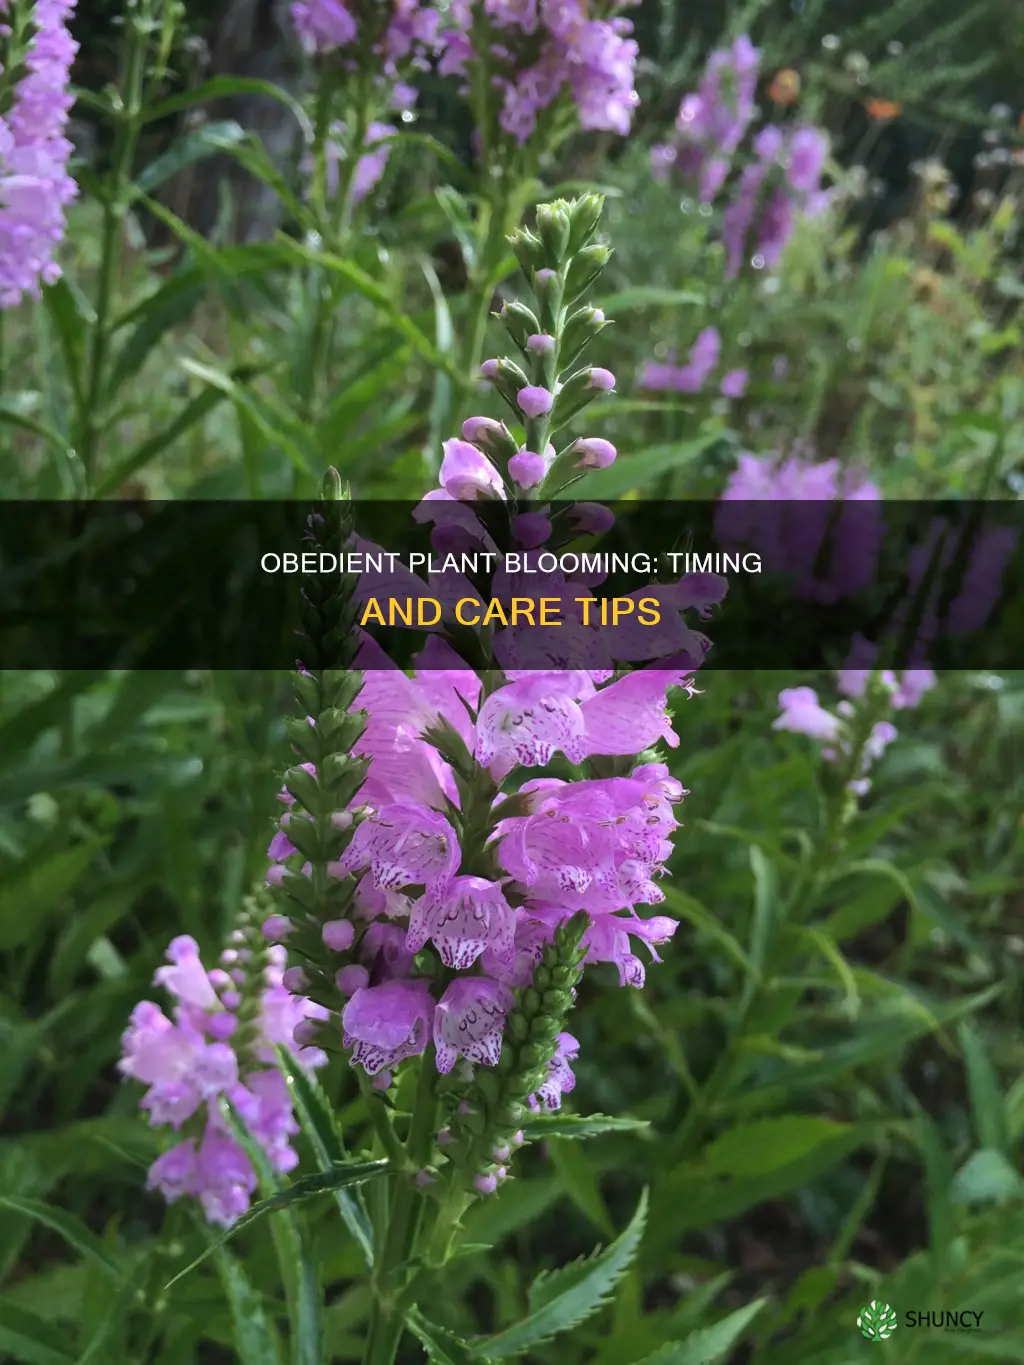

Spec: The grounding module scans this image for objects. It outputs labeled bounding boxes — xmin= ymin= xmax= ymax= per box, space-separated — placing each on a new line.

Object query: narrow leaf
xmin=521 ymin=1114 xmax=650 ymax=1141
xmin=273 ymin=1045 xmax=373 ymax=1265
xmin=473 ymin=1189 xmax=648 ymax=1358
xmin=163 ymin=1158 xmax=388 ymax=1289
xmin=0 ymin=1197 xmax=121 ymax=1282
xmin=213 ymin=1245 xmax=285 ymax=1365
xmin=0 ymin=1302 xmax=74 ymax=1365
xmin=407 ymin=1310 xmax=482 ymax=1365
xmin=629 ymin=1300 xmax=766 ymax=1364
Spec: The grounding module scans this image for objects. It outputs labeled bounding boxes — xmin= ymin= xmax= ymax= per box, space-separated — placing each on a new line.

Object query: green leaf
xmin=521 ymin=1114 xmax=651 ymax=1141
xmin=74 ymin=1255 xmax=153 ymax=1365
xmin=273 ymin=1045 xmax=373 ymax=1265
xmin=696 ymin=1117 xmax=852 ymax=1178
xmin=0 ymin=839 xmax=107 ymax=950
xmin=598 ymin=287 xmax=704 ymax=311
xmin=0 ymin=1302 xmax=74 ymax=1365
xmin=550 ymin=1138 xmax=613 ymax=1237
xmin=959 ymin=1022 xmax=1009 ymax=1154
xmin=42 ymin=277 xmax=94 ymax=416
xmin=0 ymin=396 xmax=69 ymax=452
xmin=950 ymin=1149 xmax=1024 ymax=1206
xmin=407 ymin=1310 xmax=482 ymax=1365
xmin=135 ymin=120 xmax=248 ymax=194
xmin=163 ymin=1158 xmax=389 ymax=1289
xmin=628 ymin=1300 xmax=767 ymax=1364
xmin=178 ymin=359 xmax=317 ymax=475
xmin=0 ymin=1197 xmax=121 ymax=1282
xmin=213 ymin=1245 xmax=285 ymax=1365
xmin=269 ymin=234 xmax=457 ymax=378
xmin=92 ymin=384 xmax=239 ymax=497
xmin=473 ymin=1189 xmax=648 ymax=1358
xmin=145 ymin=75 xmax=310 ymax=130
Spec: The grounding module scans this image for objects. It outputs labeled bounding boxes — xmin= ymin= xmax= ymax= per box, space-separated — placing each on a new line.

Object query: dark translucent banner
xmin=0 ymin=500 xmax=1021 ymax=671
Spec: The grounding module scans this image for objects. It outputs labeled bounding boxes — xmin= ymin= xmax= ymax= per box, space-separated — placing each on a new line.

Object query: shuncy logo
xmin=857 ymin=1301 xmax=898 ymax=1340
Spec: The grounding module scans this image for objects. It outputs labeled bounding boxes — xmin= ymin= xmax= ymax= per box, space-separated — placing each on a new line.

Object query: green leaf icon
xmin=857 ymin=1301 xmax=899 ymax=1340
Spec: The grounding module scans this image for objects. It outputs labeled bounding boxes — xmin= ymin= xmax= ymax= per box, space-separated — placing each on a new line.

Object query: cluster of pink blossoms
xmin=290 ymin=0 xmax=442 ymax=71
xmin=639 ymin=324 xmax=748 ymax=398
xmin=439 ymin=0 xmax=640 ymax=144
xmin=119 ymin=932 xmax=328 ymax=1224
xmin=776 ymin=665 xmax=934 ymax=796
xmin=651 ymin=35 xmax=830 ymax=277
xmin=268 ymin=633 xmax=691 ymax=1093
xmin=0 ymin=0 xmax=79 ymax=308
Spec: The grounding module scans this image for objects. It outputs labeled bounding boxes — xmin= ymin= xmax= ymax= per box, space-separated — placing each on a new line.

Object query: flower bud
xmin=536 ymin=201 xmax=572 ymax=264
xmin=499 ymin=300 xmax=541 ymax=350
xmin=262 ymin=915 xmax=293 ymax=942
xmin=322 ymin=919 xmax=355 ymax=951
xmin=462 ymin=416 xmax=520 ymax=462
xmin=567 ymin=194 xmax=605 ymax=252
xmin=564 ymin=244 xmax=612 ymax=302
xmin=508 ymin=226 xmax=545 ymax=275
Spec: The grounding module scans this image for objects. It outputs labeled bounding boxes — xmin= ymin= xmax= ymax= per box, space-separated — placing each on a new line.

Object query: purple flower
xmin=339 ymin=803 xmax=460 ymax=892
xmin=773 ymin=687 xmax=841 ymax=742
xmin=407 ymin=875 xmax=516 ymax=970
xmin=439 ymin=438 xmax=506 ymax=500
xmin=529 ymin=1032 xmax=578 ymax=1109
xmin=290 ymin=0 xmax=358 ymax=54
xmin=433 ymin=976 xmax=514 ymax=1072
xmin=476 ymin=675 xmax=587 ymax=776
xmin=720 ymin=368 xmax=748 ymax=398
xmin=341 ymin=979 xmax=435 ymax=1075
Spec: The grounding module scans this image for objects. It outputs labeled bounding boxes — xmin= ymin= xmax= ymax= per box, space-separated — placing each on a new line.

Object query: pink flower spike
xmin=518 ymin=385 xmax=554 ymax=418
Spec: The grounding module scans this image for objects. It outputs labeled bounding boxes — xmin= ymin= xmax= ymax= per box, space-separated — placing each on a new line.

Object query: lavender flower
xmin=774 ymin=668 xmax=928 ymax=798
xmin=440 ymin=0 xmax=639 ymax=145
xmin=119 ymin=922 xmax=328 ymax=1224
xmin=0 ymin=0 xmax=79 ymax=307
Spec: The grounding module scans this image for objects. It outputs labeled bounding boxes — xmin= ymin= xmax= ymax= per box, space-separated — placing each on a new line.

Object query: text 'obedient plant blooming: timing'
xmin=0 ymin=0 xmax=79 ymax=307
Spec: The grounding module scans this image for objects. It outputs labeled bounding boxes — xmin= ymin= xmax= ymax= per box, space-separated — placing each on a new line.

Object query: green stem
xmin=295 ymin=92 xmax=369 ymax=432
xmin=361 ymin=1047 xmax=438 ymax=1365
xmin=78 ymin=0 xmax=149 ymax=494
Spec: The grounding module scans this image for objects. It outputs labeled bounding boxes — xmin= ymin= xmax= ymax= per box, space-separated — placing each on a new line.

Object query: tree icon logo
xmin=858 ymin=1301 xmax=898 ymax=1340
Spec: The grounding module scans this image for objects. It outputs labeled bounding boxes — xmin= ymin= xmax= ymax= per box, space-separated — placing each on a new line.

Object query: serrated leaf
xmin=629 ymin=1300 xmax=767 ymax=1364
xmin=213 ymin=1245 xmax=284 ymax=1365
xmin=521 ymin=1114 xmax=651 ymax=1141
xmin=473 ymin=1189 xmax=648 ymax=1358
xmin=407 ymin=1310 xmax=482 ymax=1365
xmin=163 ymin=1158 xmax=388 ymax=1289
xmin=273 ymin=1045 xmax=373 ymax=1265
xmin=0 ymin=1197 xmax=121 ymax=1282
